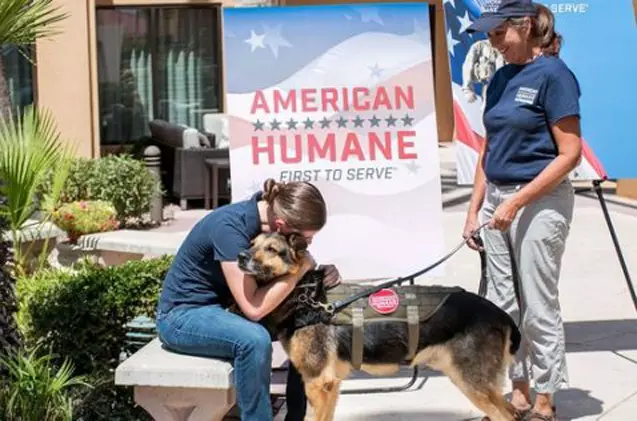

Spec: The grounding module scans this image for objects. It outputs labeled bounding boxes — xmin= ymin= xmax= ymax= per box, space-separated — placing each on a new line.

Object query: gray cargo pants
xmin=478 ymin=179 xmax=574 ymax=394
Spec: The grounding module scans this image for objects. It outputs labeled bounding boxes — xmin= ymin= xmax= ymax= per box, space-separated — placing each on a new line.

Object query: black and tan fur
xmin=235 ymin=232 xmax=523 ymax=421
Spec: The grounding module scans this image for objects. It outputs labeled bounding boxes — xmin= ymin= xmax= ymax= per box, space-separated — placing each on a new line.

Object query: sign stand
xmin=592 ymin=180 xmax=637 ymax=312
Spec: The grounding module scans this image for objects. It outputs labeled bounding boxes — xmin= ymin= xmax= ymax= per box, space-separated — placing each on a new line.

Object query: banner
xmin=443 ymin=0 xmax=637 ymax=184
xmin=222 ymin=3 xmax=446 ymax=281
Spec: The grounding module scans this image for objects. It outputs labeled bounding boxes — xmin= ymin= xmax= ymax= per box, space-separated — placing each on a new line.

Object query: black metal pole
xmin=592 ymin=180 xmax=637 ymax=312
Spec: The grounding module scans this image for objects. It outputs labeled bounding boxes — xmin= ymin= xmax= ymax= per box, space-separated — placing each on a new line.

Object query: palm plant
xmin=0 ymin=105 xmax=75 ymax=275
xmin=0 ymin=1 xmax=72 ymax=412
xmin=0 ymin=0 xmax=68 ymax=119
xmin=0 ymin=0 xmax=69 ymax=368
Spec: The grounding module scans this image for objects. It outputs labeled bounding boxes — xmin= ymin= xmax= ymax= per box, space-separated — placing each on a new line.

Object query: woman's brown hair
xmin=511 ymin=4 xmax=562 ymax=56
xmin=261 ymin=178 xmax=327 ymax=231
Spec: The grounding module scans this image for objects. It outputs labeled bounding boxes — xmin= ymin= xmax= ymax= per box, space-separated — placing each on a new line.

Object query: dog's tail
xmin=508 ymin=319 xmax=522 ymax=355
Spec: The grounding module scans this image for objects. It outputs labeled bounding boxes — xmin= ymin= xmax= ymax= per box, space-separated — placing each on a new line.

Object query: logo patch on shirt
xmin=514 ymin=87 xmax=538 ymax=104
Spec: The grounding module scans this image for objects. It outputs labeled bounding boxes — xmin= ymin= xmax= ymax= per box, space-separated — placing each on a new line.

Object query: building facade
xmin=4 ymin=0 xmax=636 ymax=197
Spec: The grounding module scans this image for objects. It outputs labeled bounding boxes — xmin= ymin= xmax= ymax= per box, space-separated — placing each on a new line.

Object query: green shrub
xmin=17 ymin=256 xmax=172 ymax=420
xmin=18 ymin=256 xmax=172 ymax=374
xmin=51 ymin=200 xmax=120 ymax=243
xmin=56 ymin=157 xmax=94 ymax=204
xmin=47 ymin=154 xmax=162 ymax=226
xmin=88 ymin=154 xmax=162 ymax=224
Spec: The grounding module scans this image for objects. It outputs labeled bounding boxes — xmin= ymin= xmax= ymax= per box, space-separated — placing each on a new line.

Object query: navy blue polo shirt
xmin=482 ymin=55 xmax=581 ymax=183
xmin=157 ymin=192 xmax=262 ymax=313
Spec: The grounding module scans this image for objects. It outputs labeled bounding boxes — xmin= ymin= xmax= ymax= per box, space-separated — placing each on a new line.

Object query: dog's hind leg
xmin=412 ymin=341 xmax=516 ymax=421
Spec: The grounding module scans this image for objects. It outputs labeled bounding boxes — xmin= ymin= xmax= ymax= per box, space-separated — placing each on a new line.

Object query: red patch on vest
xmin=368 ymin=289 xmax=400 ymax=314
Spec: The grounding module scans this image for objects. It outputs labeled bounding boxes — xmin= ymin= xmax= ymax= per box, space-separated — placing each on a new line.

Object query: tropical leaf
xmin=0 ymin=105 xmax=76 ymax=274
xmin=0 ymin=0 xmax=69 ymax=46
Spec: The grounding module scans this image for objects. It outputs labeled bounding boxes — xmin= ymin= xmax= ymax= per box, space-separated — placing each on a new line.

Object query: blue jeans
xmin=156 ymin=304 xmax=306 ymax=421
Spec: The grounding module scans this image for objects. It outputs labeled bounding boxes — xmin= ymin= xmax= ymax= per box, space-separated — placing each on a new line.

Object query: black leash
xmin=326 ymin=221 xmax=491 ymax=315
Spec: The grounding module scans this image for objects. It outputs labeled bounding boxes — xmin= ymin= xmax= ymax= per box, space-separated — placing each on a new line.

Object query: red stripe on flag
xmin=452 ymin=100 xmax=484 ymax=153
xmin=581 ymin=137 xmax=608 ymax=180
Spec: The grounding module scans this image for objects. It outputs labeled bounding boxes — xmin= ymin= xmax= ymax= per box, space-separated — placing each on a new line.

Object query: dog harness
xmin=323 ymin=283 xmax=465 ymax=370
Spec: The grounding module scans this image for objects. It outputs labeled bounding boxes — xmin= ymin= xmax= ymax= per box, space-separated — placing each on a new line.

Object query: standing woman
xmin=156 ymin=178 xmax=341 ymax=421
xmin=463 ymin=1 xmax=582 ymax=420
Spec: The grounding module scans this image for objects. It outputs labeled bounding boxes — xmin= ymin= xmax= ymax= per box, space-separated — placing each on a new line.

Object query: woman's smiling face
xmin=487 ymin=17 xmax=533 ymax=65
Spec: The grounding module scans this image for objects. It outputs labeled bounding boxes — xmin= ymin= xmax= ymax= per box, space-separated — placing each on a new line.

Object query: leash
xmin=322 ymin=221 xmax=492 ymax=316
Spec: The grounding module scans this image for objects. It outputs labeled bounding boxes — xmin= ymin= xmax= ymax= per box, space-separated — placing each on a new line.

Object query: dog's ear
xmin=287 ymin=233 xmax=308 ymax=253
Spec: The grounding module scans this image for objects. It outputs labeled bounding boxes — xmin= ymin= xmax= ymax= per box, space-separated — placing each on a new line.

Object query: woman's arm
xmin=463 ymin=139 xmax=488 ymax=250
xmin=467 ymin=139 xmax=488 ymax=218
xmin=506 ymin=116 xmax=582 ymax=210
xmin=221 ymin=256 xmax=314 ymax=322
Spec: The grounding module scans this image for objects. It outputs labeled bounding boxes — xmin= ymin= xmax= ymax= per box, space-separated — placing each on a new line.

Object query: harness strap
xmin=351 ymin=307 xmax=364 ymax=370
xmin=405 ymin=293 xmax=420 ymax=360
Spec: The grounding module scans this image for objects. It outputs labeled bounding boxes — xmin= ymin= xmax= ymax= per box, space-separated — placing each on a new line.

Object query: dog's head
xmin=237 ymin=232 xmax=309 ymax=285
xmin=237 ymin=232 xmax=328 ymax=331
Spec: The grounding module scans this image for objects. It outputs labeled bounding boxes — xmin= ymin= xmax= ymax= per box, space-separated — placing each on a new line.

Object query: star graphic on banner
xmin=303 ymin=117 xmax=314 ymax=129
xmin=286 ymin=118 xmax=297 ymax=130
xmin=369 ymin=63 xmax=383 ymax=79
xmin=319 ymin=117 xmax=331 ymax=128
xmin=369 ymin=115 xmax=381 ymax=127
xmin=352 ymin=115 xmax=365 ymax=128
xmin=270 ymin=119 xmax=281 ymax=130
xmin=336 ymin=116 xmax=348 ymax=128
xmin=354 ymin=7 xmax=384 ymax=25
xmin=253 ymin=119 xmax=264 ymax=131
xmin=404 ymin=160 xmax=421 ymax=175
xmin=262 ymin=24 xmax=292 ymax=58
xmin=402 ymin=114 xmax=414 ymax=126
xmin=444 ymin=0 xmax=457 ymax=9
xmin=458 ymin=10 xmax=473 ymax=33
xmin=244 ymin=30 xmax=265 ymax=52
xmin=447 ymin=27 xmax=460 ymax=56
xmin=385 ymin=115 xmax=397 ymax=127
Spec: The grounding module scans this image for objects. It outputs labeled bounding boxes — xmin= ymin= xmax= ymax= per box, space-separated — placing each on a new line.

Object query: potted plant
xmin=48 ymin=200 xmax=119 ymax=269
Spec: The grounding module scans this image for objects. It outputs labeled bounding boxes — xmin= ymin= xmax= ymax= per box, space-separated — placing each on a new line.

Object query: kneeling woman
xmin=156 ymin=179 xmax=341 ymax=421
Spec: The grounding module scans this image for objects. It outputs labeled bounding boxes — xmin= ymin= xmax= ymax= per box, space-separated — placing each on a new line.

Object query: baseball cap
xmin=466 ymin=0 xmax=538 ymax=33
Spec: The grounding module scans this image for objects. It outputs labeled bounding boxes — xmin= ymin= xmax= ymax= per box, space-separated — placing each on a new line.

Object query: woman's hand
xmin=462 ymin=213 xmax=483 ymax=251
xmin=320 ymin=264 xmax=342 ymax=288
xmin=489 ymin=197 xmax=522 ymax=232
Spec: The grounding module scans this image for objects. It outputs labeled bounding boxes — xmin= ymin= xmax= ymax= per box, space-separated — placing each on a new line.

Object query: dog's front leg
xmin=304 ymin=377 xmax=341 ymax=421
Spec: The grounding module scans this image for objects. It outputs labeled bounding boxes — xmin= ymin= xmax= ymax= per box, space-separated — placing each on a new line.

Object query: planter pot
xmin=48 ymin=241 xmax=105 ymax=270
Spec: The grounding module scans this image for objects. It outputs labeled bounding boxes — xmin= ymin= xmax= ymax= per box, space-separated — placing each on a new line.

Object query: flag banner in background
xmin=222 ymin=3 xmax=446 ymax=281
xmin=443 ymin=0 xmax=637 ymax=185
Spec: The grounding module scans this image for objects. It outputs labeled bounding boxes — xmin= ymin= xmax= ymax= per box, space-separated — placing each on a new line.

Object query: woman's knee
xmin=238 ymin=323 xmax=273 ymax=360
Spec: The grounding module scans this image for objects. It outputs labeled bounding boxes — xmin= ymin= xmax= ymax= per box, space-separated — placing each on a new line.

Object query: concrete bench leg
xmin=134 ymin=386 xmax=236 ymax=421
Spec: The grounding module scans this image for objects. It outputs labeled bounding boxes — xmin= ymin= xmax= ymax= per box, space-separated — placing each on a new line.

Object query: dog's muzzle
xmin=237 ymin=250 xmax=250 ymax=271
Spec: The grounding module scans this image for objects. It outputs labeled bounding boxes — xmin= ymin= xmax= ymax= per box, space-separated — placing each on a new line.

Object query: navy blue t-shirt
xmin=482 ymin=55 xmax=581 ymax=183
xmin=157 ymin=192 xmax=262 ymax=313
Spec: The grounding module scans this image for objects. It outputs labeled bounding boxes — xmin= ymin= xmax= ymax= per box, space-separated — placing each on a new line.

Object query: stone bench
xmin=115 ymin=338 xmax=235 ymax=421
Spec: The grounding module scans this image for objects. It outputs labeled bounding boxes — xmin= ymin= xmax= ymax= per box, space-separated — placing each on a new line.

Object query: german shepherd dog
xmin=236 ymin=232 xmax=523 ymax=421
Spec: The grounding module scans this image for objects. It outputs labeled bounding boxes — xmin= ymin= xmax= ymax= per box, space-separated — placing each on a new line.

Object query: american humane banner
xmin=222 ymin=3 xmax=446 ymax=281
xmin=442 ymin=0 xmax=637 ymax=184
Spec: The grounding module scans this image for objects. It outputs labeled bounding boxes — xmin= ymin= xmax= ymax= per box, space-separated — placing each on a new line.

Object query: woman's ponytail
xmin=533 ymin=4 xmax=562 ymax=56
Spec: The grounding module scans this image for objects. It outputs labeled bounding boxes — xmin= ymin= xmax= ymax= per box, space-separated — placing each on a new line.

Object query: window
xmin=0 ymin=44 xmax=35 ymax=118
xmin=96 ymin=6 xmax=223 ymax=147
